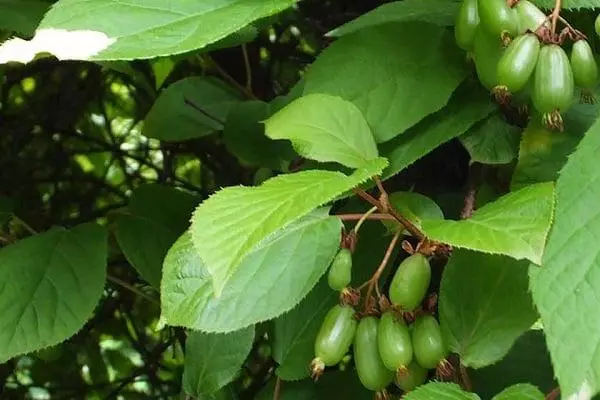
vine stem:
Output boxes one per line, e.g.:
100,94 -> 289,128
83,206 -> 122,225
12,216 -> 37,235
545,387 -> 560,400
364,230 -> 402,311
107,275 -> 160,306
273,377 -> 282,400
242,44 -> 252,93
352,206 -> 379,233
204,55 -> 258,100
353,188 -> 425,240
337,213 -> 396,222
459,363 -> 473,391
551,0 -> 562,37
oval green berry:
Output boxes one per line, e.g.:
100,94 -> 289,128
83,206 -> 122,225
389,253 -> 431,311
377,311 -> 413,372
495,33 -> 540,96
455,0 -> 480,51
514,0 -> 547,34
313,305 -> 357,367
327,248 -> 352,291
478,0 -> 518,39
394,360 -> 429,392
411,315 -> 448,369
571,40 -> 598,89
473,24 -> 506,90
354,317 -> 395,392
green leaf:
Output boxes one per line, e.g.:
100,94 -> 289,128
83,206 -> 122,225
0,223 -> 107,362
328,0 -> 460,37
422,182 -> 555,264
143,77 -> 242,142
183,327 -> 254,397
0,196 -> 15,226
439,249 -> 538,368
531,0 -> 600,10
161,209 -> 342,333
272,219 -> 392,381
381,85 -> 495,179
510,103 -> 597,189
0,0 -> 49,36
530,116 -> 600,398
223,100 -> 295,169
382,191 -> 444,234
0,0 -> 297,63
190,157 -> 387,296
115,184 -> 198,289
264,94 -> 378,168
303,23 -> 467,143
491,383 -> 544,400
469,329 -> 556,398
403,382 -> 480,400
460,113 -> 521,165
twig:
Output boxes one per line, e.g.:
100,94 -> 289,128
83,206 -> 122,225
337,213 -> 395,222
551,0 -> 562,36
273,377 -> 281,400
242,44 -> 252,93
364,230 -> 402,310
107,275 -> 160,306
12,216 -> 37,235
353,188 -> 425,240
205,56 -> 258,100
459,364 -> 473,391
460,163 -> 482,220
545,387 -> 560,400
352,206 -> 379,233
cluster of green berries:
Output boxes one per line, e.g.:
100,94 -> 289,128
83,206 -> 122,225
311,251 -> 449,397
456,0 -> 600,131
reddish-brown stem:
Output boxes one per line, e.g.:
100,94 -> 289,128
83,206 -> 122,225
337,213 -> 396,221
459,363 -> 473,392
273,377 -> 282,400
353,188 -> 425,240
364,230 -> 402,311
545,387 -> 560,400
460,163 -> 482,220
551,0 -> 562,37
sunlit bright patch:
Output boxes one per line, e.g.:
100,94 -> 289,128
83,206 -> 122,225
0,28 -> 116,64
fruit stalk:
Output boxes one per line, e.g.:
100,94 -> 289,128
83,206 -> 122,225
364,230 -> 402,311
551,0 -> 562,37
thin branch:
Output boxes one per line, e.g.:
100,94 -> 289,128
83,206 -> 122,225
337,213 -> 395,222
365,230 -> 402,310
353,188 -> 425,240
107,274 -> 160,306
242,44 -> 253,93
205,56 -> 258,100
551,0 -> 562,36
12,216 -> 37,235
459,364 -> 473,392
273,377 -> 282,400
460,163 -> 482,220
545,387 -> 560,400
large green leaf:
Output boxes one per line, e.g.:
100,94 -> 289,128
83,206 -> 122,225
264,94 -> 379,168
190,157 -> 387,296
0,223 -> 107,362
0,0 -> 49,36
460,113 -> 521,165
422,182 -> 555,264
328,0 -> 460,37
183,327 -> 255,397
303,22 -> 466,143
532,0 -> 600,9
380,85 -> 495,179
530,117 -> 600,398
439,250 -> 538,368
115,184 -> 198,289
382,191 -> 444,234
0,0 -> 297,63
272,219 -> 393,381
403,382 -> 480,400
469,329 -> 556,398
491,383 -> 544,400
161,209 -> 342,333
143,77 -> 242,141
223,101 -> 295,169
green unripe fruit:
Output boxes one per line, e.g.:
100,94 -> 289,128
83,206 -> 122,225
312,305 -> 357,375
394,360 -> 429,392
495,33 -> 540,99
377,311 -> 413,372
477,0 -> 518,39
473,24 -> 505,90
514,0 -> 547,34
455,0 -> 479,51
595,14 -> 600,39
389,253 -> 431,311
571,40 -> 598,89
411,315 -> 448,369
327,248 -> 352,291
532,44 -> 574,130
354,317 -> 395,392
